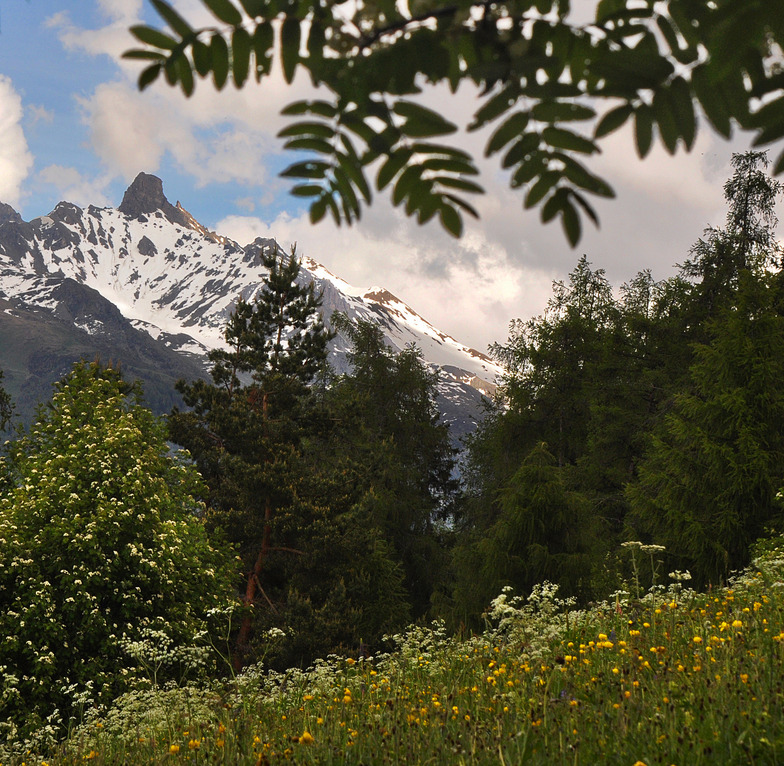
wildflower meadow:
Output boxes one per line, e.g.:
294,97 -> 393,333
4,536 -> 779,766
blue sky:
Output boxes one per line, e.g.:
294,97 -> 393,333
0,1 -> 769,350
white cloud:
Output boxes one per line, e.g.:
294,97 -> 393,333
215,202 -> 555,351
0,76 -> 34,208
37,165 -> 113,208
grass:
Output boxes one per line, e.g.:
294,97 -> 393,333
13,539 -> 784,766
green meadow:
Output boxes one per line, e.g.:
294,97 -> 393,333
38,537 -> 784,766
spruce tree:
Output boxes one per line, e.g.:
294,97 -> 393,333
170,245 -> 333,665
627,155 -> 784,586
327,315 -> 457,619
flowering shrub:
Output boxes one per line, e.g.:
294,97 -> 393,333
0,362 -> 236,747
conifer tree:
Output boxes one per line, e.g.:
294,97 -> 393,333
170,245 -> 333,665
328,316 -> 457,618
453,443 -> 595,625
628,155 -> 784,585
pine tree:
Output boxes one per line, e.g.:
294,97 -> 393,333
170,245 -> 333,666
327,315 -> 457,618
453,443 -> 595,627
627,155 -> 784,586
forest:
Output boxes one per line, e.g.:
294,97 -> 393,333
0,152 -> 783,752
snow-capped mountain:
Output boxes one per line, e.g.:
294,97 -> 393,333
0,173 -> 501,437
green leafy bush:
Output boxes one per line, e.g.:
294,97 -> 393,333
0,361 -> 236,745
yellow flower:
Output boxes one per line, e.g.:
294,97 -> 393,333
299,731 -> 315,745
633,761 -> 647,766
693,636 -> 703,644
732,620 -> 743,629
188,739 -> 200,750
169,745 -> 180,754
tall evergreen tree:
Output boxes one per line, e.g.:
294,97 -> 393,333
169,245 -> 334,665
627,155 -> 784,586
327,315 -> 457,619
453,442 -> 595,627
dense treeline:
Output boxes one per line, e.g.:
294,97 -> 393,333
1,153 -> 783,743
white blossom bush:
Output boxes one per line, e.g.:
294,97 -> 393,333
0,362 -> 236,741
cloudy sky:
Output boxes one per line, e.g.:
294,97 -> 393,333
0,0 -> 772,351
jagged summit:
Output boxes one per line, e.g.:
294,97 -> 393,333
0,177 -> 502,437
118,172 -> 192,230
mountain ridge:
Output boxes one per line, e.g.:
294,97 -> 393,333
0,173 -> 501,437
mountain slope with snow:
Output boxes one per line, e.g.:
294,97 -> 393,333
0,174 -> 502,437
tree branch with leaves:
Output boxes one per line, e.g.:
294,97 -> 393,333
127,0 -> 784,244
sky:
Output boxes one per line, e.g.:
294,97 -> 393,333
0,0 -> 774,352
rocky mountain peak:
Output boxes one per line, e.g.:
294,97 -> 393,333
0,202 -> 23,227
118,173 -> 192,230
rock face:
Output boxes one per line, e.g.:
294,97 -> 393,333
0,176 -> 502,437
119,172 -> 193,229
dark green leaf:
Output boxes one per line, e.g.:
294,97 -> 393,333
392,165 -> 422,206
130,25 -> 178,50
420,158 -> 479,175
469,84 -> 519,131
652,88 -> 678,154
542,188 -> 566,223
409,143 -> 472,162
594,103 -> 633,138
175,52 -> 195,96
691,65 -> 731,138
192,39 -> 212,77
486,112 -> 531,157
557,154 -> 614,197
559,198 -> 581,246
669,76 -> 695,150
282,137 -> 335,154
542,127 -> 597,154
232,27 -> 251,87
278,122 -> 335,139
667,3 -> 700,47
442,193 -> 479,219
531,101 -> 595,123
281,99 -> 337,118
332,165 -> 360,221
502,132 -> 541,170
525,171 -> 560,209
634,104 -> 653,157
281,17 -> 300,85
151,0 -> 192,37
439,203 -> 463,237
337,147 -> 372,203
252,21 -> 274,78
138,63 -> 162,90
290,185 -> 325,197
596,0 -> 625,23
394,100 -> 457,138
211,33 -> 230,90
280,160 -> 329,179
203,0 -> 243,25
568,189 -> 600,227
122,49 -> 167,61
238,0 -> 266,17
377,149 -> 414,190
432,176 -> 484,194
510,152 -> 546,188
773,147 -> 784,176
310,195 -> 328,225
